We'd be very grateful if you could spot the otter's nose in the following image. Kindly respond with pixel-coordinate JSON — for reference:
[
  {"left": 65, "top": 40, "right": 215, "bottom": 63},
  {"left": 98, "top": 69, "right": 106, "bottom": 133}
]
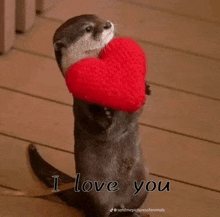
[{"left": 103, "top": 21, "right": 112, "bottom": 29}]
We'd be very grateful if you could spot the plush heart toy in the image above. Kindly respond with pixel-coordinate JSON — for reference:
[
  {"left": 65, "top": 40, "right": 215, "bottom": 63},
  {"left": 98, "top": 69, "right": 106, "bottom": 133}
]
[{"left": 65, "top": 37, "right": 147, "bottom": 112}]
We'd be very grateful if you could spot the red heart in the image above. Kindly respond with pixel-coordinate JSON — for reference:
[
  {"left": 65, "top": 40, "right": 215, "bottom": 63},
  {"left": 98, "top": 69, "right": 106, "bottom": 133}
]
[{"left": 65, "top": 37, "right": 147, "bottom": 112}]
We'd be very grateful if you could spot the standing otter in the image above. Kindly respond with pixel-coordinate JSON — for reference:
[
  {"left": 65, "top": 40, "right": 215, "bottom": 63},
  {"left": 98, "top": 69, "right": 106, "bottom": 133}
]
[{"left": 28, "top": 14, "right": 150, "bottom": 217}]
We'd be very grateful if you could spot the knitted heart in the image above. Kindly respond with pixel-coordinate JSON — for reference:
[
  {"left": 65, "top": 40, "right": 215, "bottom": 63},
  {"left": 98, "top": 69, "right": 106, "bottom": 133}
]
[{"left": 65, "top": 37, "right": 147, "bottom": 112}]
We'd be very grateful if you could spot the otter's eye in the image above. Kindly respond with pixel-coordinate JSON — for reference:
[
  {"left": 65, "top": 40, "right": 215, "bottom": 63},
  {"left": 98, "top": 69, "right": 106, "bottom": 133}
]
[{"left": 86, "top": 26, "right": 92, "bottom": 32}]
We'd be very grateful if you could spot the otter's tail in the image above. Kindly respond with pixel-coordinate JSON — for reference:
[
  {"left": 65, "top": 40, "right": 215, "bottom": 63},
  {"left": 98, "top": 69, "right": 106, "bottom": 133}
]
[
  {"left": 28, "top": 144, "right": 75, "bottom": 187},
  {"left": 28, "top": 144, "right": 81, "bottom": 208}
]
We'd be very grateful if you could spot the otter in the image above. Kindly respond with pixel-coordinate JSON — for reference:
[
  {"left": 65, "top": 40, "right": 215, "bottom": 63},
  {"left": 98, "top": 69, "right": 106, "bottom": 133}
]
[{"left": 4, "top": 15, "right": 150, "bottom": 217}]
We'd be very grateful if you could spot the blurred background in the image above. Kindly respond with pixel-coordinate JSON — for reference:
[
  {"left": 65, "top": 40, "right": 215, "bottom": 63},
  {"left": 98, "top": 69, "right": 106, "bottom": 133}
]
[{"left": 0, "top": 0, "right": 220, "bottom": 216}]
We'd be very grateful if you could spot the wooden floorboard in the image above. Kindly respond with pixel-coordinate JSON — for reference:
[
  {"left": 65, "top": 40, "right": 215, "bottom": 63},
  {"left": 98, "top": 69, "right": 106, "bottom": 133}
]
[
  {"left": 1, "top": 50, "right": 219, "bottom": 143},
  {"left": 0, "top": 135, "right": 219, "bottom": 217},
  {"left": 12, "top": 19, "right": 220, "bottom": 100},
  {"left": 123, "top": 0, "right": 220, "bottom": 23},
  {"left": 1, "top": 90, "right": 220, "bottom": 191},
  {"left": 0, "top": 89, "right": 74, "bottom": 151},
  {"left": 44, "top": 0, "right": 220, "bottom": 59}
]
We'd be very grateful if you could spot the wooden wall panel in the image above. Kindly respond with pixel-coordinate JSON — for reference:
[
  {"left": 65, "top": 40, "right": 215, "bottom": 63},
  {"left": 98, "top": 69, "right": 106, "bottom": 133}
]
[
  {"left": 0, "top": 0, "right": 15, "bottom": 54},
  {"left": 16, "top": 0, "right": 36, "bottom": 32}
]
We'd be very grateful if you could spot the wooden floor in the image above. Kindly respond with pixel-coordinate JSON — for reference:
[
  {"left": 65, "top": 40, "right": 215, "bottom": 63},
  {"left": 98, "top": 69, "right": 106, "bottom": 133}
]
[{"left": 0, "top": 0, "right": 220, "bottom": 216}]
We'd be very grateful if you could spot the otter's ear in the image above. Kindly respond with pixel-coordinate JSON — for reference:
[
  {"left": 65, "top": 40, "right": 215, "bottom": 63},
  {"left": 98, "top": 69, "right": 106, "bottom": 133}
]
[
  {"left": 53, "top": 40, "right": 66, "bottom": 51},
  {"left": 145, "top": 82, "right": 151, "bottom": 95},
  {"left": 53, "top": 40, "right": 66, "bottom": 75}
]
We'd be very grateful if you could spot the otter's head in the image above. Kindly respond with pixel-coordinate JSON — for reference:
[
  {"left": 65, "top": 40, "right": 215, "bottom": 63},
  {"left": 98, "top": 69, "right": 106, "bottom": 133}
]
[{"left": 53, "top": 14, "right": 114, "bottom": 76}]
